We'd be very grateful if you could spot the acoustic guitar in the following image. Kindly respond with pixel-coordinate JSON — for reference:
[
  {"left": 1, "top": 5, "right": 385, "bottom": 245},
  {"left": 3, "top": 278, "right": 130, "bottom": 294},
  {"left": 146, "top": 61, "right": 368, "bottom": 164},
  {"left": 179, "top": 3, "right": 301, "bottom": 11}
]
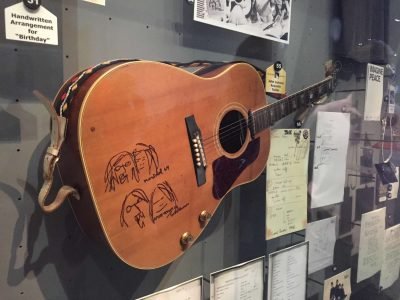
[{"left": 39, "top": 60, "right": 334, "bottom": 269}]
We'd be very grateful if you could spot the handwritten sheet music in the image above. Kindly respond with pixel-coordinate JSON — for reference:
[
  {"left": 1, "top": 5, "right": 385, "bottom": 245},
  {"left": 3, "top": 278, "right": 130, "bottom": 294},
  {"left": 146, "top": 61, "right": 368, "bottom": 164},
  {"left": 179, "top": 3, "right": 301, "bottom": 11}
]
[
  {"left": 268, "top": 242, "right": 308, "bottom": 300},
  {"left": 266, "top": 129, "right": 310, "bottom": 240},
  {"left": 137, "top": 277, "right": 202, "bottom": 300},
  {"left": 323, "top": 269, "right": 351, "bottom": 300},
  {"left": 357, "top": 208, "right": 386, "bottom": 283},
  {"left": 306, "top": 216, "right": 337, "bottom": 274},
  {"left": 311, "top": 112, "right": 350, "bottom": 208},
  {"left": 380, "top": 224, "right": 400, "bottom": 290},
  {"left": 210, "top": 257, "right": 264, "bottom": 300}
]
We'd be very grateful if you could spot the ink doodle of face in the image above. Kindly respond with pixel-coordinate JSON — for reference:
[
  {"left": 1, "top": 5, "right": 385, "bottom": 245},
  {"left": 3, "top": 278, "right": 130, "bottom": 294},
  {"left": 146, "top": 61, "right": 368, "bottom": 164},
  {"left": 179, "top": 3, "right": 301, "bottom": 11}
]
[
  {"left": 120, "top": 189, "right": 150, "bottom": 228},
  {"left": 114, "top": 154, "right": 133, "bottom": 184},
  {"left": 132, "top": 143, "right": 160, "bottom": 180},
  {"left": 105, "top": 151, "right": 135, "bottom": 192},
  {"left": 134, "top": 150, "right": 147, "bottom": 175},
  {"left": 149, "top": 182, "right": 179, "bottom": 222}
]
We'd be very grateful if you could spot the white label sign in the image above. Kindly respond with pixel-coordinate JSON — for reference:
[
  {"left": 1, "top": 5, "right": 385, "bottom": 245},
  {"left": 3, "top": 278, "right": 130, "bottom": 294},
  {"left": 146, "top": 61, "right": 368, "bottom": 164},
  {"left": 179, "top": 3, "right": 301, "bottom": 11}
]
[
  {"left": 364, "top": 63, "right": 384, "bottom": 121},
  {"left": 5, "top": 2, "right": 58, "bottom": 45}
]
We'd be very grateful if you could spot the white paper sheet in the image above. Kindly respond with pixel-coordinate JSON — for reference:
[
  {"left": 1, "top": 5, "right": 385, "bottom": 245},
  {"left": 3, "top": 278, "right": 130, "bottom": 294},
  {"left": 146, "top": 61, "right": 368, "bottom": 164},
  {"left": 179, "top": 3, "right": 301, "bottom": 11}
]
[
  {"left": 357, "top": 208, "right": 386, "bottom": 283},
  {"left": 364, "top": 63, "right": 384, "bottom": 121},
  {"left": 83, "top": 0, "right": 106, "bottom": 5},
  {"left": 210, "top": 257, "right": 264, "bottom": 300},
  {"left": 323, "top": 269, "right": 351, "bottom": 300},
  {"left": 266, "top": 129, "right": 309, "bottom": 240},
  {"left": 311, "top": 112, "right": 350, "bottom": 208},
  {"left": 268, "top": 242, "right": 308, "bottom": 300},
  {"left": 380, "top": 224, "right": 400, "bottom": 290},
  {"left": 306, "top": 216, "right": 337, "bottom": 274},
  {"left": 137, "top": 277, "right": 202, "bottom": 300},
  {"left": 5, "top": 2, "right": 58, "bottom": 45}
]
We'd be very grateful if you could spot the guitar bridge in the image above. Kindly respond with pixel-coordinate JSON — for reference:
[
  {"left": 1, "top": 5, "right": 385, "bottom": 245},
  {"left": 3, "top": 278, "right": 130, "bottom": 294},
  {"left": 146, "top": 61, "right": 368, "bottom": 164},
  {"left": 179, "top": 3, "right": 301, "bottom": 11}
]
[{"left": 185, "top": 115, "right": 206, "bottom": 187}]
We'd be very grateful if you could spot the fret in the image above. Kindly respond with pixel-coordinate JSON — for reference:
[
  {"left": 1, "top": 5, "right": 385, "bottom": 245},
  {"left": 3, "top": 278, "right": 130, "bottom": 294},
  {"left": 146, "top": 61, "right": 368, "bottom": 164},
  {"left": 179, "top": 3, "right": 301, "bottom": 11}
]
[
  {"left": 271, "top": 104, "right": 279, "bottom": 123},
  {"left": 290, "top": 95, "right": 297, "bottom": 111},
  {"left": 276, "top": 104, "right": 282, "bottom": 120},
  {"left": 292, "top": 93, "right": 299, "bottom": 108},
  {"left": 308, "top": 88, "right": 315, "bottom": 102},
  {"left": 260, "top": 112, "right": 264, "bottom": 132},
  {"left": 270, "top": 107, "right": 275, "bottom": 123},
  {"left": 300, "top": 93, "right": 305, "bottom": 106},
  {"left": 318, "top": 84, "right": 325, "bottom": 97},
  {"left": 280, "top": 102, "right": 285, "bottom": 117},
  {"left": 284, "top": 99, "right": 289, "bottom": 115},
  {"left": 287, "top": 96, "right": 294, "bottom": 114},
  {"left": 261, "top": 110, "right": 267, "bottom": 130},
  {"left": 256, "top": 111, "right": 262, "bottom": 131},
  {"left": 252, "top": 112, "right": 257, "bottom": 133}
]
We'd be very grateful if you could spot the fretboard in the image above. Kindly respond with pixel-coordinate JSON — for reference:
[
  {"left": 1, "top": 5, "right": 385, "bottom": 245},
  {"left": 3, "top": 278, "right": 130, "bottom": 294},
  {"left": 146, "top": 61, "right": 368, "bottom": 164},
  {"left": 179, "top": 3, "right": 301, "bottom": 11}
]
[{"left": 249, "top": 76, "right": 334, "bottom": 135}]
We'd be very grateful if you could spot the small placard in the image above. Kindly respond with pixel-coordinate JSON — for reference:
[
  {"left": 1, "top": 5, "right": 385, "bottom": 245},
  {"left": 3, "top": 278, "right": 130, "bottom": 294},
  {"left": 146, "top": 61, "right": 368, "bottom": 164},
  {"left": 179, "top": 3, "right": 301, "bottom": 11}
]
[
  {"left": 364, "top": 63, "right": 384, "bottom": 121},
  {"left": 265, "top": 62, "right": 286, "bottom": 95},
  {"left": 4, "top": 2, "right": 58, "bottom": 45},
  {"left": 83, "top": 0, "right": 106, "bottom": 6}
]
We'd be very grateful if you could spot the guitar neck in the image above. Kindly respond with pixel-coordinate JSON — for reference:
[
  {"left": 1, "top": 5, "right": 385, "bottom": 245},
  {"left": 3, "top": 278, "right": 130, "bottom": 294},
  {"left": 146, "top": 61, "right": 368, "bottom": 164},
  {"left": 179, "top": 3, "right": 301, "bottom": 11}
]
[{"left": 249, "top": 76, "right": 334, "bottom": 134}]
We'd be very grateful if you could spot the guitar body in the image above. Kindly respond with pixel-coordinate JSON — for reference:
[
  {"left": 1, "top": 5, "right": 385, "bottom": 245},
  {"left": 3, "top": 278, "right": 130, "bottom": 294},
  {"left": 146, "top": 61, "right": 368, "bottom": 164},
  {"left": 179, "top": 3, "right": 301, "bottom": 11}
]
[{"left": 57, "top": 61, "right": 270, "bottom": 269}]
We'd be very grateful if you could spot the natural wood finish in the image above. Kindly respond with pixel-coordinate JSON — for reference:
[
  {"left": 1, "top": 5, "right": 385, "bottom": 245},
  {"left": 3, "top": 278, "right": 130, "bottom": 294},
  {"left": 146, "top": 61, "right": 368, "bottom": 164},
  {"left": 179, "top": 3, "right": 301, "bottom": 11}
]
[{"left": 63, "top": 61, "right": 269, "bottom": 269}]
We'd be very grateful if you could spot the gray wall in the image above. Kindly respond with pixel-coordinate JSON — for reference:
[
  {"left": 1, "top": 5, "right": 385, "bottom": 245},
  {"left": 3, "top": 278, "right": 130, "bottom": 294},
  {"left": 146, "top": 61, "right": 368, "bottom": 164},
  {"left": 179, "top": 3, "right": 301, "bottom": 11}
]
[{"left": 0, "top": 0, "right": 337, "bottom": 299}]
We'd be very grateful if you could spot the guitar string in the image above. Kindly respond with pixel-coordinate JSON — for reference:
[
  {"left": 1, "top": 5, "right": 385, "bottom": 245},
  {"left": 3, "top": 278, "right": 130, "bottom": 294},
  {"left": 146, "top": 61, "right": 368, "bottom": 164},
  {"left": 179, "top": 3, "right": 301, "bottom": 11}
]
[
  {"left": 201, "top": 81, "right": 330, "bottom": 149},
  {"left": 201, "top": 100, "right": 294, "bottom": 145},
  {"left": 202, "top": 97, "right": 296, "bottom": 144},
  {"left": 200, "top": 84, "right": 331, "bottom": 156},
  {"left": 201, "top": 105, "right": 296, "bottom": 150},
  {"left": 201, "top": 80, "right": 330, "bottom": 145}
]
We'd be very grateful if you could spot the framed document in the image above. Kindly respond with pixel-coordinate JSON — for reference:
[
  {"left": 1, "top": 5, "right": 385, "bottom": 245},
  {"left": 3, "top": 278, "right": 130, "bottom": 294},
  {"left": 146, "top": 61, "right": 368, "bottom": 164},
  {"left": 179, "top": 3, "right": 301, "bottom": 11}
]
[
  {"left": 268, "top": 242, "right": 308, "bottom": 300},
  {"left": 137, "top": 276, "right": 203, "bottom": 300},
  {"left": 210, "top": 256, "right": 265, "bottom": 300}
]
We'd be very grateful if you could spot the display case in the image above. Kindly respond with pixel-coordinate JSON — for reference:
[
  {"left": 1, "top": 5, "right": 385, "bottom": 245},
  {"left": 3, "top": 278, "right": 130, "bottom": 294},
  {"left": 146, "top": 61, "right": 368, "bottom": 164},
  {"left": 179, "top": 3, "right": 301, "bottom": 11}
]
[{"left": 1, "top": 0, "right": 400, "bottom": 299}]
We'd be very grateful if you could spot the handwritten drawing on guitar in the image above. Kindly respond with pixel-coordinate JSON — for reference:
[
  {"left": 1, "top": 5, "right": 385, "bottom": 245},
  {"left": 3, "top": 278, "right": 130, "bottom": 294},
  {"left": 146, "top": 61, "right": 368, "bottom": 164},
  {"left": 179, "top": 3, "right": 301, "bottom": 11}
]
[{"left": 48, "top": 61, "right": 334, "bottom": 269}]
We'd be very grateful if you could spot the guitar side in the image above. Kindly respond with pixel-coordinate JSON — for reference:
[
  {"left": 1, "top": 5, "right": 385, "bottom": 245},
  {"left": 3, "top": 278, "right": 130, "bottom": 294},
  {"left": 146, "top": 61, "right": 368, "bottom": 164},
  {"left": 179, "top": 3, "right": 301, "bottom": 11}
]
[{"left": 62, "top": 61, "right": 269, "bottom": 269}]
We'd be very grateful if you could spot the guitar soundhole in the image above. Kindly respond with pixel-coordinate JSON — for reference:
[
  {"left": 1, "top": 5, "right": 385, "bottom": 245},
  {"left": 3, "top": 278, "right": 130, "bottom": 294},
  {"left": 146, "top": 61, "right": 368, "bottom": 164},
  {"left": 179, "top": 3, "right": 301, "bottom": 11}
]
[{"left": 218, "top": 110, "right": 247, "bottom": 154}]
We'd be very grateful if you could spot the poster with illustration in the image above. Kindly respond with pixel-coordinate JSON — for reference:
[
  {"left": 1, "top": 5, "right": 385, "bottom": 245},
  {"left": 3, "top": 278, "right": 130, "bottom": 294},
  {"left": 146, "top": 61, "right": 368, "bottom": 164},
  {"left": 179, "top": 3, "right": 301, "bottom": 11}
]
[{"left": 194, "top": 0, "right": 291, "bottom": 44}]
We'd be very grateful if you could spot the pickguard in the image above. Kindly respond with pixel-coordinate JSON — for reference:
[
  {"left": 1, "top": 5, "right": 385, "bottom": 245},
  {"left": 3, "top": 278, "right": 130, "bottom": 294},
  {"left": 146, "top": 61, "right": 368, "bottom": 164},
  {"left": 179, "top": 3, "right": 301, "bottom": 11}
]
[{"left": 212, "top": 138, "right": 260, "bottom": 199}]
